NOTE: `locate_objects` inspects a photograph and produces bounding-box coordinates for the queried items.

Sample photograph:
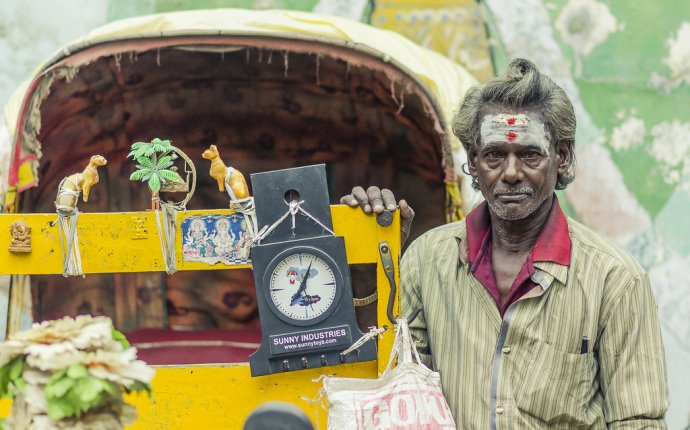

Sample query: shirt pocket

[515,341,597,425]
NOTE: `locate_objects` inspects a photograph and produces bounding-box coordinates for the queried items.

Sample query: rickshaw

[0,9,478,428]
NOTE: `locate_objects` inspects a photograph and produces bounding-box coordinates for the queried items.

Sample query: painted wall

[0,0,688,427]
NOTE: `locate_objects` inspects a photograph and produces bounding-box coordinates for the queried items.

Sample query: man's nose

[502,155,523,184]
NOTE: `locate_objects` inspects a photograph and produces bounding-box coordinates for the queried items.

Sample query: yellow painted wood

[124,361,377,429]
[0,205,401,428]
[0,206,388,274]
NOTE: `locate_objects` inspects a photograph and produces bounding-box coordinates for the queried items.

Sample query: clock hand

[291,261,312,305]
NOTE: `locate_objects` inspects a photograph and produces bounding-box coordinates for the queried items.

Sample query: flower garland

[0,316,154,430]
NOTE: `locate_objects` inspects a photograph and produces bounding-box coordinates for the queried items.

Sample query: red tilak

[506,131,518,142]
[507,117,516,126]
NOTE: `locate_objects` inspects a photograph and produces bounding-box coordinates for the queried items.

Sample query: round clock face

[265,248,342,326]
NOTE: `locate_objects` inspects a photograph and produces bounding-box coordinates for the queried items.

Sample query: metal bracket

[378,241,397,324]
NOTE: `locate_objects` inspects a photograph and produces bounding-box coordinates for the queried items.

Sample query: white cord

[57,210,83,277]
[252,199,335,245]
[341,325,388,356]
[156,202,181,275]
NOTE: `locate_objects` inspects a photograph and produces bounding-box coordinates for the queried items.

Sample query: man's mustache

[492,186,533,196]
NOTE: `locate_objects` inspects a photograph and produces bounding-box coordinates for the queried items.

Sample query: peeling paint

[609,115,645,152]
[663,21,690,86]
[649,120,690,188]
[565,141,652,244]
[649,253,690,348]
[555,0,619,75]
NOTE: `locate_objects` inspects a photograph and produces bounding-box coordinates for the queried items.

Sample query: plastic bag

[322,319,456,429]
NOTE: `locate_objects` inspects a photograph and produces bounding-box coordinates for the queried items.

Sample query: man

[341,58,669,429]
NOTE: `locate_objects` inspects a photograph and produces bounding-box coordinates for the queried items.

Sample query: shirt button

[496,406,504,414]
[502,346,511,354]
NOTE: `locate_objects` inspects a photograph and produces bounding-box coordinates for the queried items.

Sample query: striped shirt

[400,208,669,429]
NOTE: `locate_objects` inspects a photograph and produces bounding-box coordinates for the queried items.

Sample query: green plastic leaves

[128,138,182,196]
[111,328,130,350]
[44,365,118,420]
[0,356,25,398]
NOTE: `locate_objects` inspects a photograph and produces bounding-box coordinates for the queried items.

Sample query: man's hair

[452,58,576,189]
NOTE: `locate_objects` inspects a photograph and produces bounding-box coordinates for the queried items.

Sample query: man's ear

[556,140,573,175]
[467,147,479,176]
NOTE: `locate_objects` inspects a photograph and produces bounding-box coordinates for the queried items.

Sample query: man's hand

[340,186,415,245]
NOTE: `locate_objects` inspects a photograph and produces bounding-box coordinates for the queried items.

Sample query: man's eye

[486,151,502,159]
[522,151,541,159]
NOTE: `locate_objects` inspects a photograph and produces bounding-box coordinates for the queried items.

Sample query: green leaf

[157,160,174,170]
[148,174,161,194]
[159,169,181,182]
[46,399,75,421]
[112,327,131,349]
[67,364,88,379]
[49,368,68,383]
[130,169,152,181]
[143,146,156,157]
[136,157,153,168]
[13,378,25,393]
[128,381,153,396]
[130,141,148,150]
[8,357,23,381]
[151,138,173,153]
[0,356,26,396]
[157,155,172,168]
[75,376,104,403]
[45,376,75,398]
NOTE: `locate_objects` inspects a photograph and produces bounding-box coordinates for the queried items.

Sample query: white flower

[0,339,27,366]
[12,316,113,347]
[86,349,155,388]
[24,342,82,371]
[23,384,49,416]
[71,319,115,351]
[0,315,153,429]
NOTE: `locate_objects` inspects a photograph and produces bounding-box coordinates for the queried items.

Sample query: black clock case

[249,235,377,376]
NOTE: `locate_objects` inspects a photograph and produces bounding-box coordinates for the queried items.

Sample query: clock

[265,247,342,326]
[248,165,377,376]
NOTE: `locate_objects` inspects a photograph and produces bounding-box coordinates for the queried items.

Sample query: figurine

[55,155,108,211]
[8,221,31,253]
[202,145,249,199]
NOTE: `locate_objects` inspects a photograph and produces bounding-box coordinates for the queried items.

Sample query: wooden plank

[0,206,385,275]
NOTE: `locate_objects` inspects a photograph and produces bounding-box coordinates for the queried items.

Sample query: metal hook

[378,241,397,324]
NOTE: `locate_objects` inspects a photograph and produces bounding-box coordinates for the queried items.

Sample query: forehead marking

[480,113,550,150]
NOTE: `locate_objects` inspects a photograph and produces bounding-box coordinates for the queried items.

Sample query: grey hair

[452,58,576,189]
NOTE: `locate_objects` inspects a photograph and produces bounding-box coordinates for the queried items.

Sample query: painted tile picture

[182,214,252,265]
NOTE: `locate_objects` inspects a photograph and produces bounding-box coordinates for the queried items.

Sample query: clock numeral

[322,282,336,286]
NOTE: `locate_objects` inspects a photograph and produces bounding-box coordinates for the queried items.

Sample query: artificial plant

[0,316,154,430]
[128,138,182,210]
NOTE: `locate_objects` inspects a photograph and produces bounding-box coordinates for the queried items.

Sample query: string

[253,199,335,245]
[341,325,388,356]
[155,202,179,275]
[57,209,83,277]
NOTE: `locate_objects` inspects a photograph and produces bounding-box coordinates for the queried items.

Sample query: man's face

[470,108,567,221]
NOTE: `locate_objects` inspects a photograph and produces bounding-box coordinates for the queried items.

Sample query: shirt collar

[461,195,571,283]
